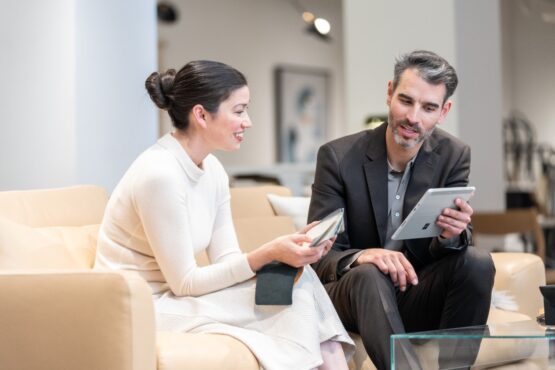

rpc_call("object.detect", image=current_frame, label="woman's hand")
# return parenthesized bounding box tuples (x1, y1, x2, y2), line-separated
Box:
(299, 221, 336, 257)
(247, 234, 333, 272)
(266, 233, 326, 268)
(247, 222, 337, 272)
(298, 220, 320, 234)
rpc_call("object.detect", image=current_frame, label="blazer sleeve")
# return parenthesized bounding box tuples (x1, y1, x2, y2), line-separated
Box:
(309, 144, 363, 282)
(428, 144, 474, 259)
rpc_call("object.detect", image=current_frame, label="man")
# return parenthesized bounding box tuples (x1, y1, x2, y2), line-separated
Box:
(308, 50, 495, 370)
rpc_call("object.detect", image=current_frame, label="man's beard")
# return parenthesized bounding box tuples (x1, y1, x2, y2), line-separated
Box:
(391, 119, 435, 149)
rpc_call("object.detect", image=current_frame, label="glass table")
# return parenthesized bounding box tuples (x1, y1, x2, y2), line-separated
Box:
(391, 320, 555, 369)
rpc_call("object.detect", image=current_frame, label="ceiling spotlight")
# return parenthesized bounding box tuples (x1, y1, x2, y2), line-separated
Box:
(289, 0, 332, 41)
(305, 17, 331, 41)
(313, 18, 331, 35)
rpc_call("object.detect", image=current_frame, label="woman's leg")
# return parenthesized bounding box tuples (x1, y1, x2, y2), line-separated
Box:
(318, 340, 348, 370)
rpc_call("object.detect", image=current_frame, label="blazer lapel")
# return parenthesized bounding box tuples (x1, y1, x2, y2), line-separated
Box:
(363, 124, 388, 246)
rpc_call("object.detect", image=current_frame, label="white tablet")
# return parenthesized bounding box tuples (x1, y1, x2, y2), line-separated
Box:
(391, 186, 475, 241)
(305, 208, 345, 247)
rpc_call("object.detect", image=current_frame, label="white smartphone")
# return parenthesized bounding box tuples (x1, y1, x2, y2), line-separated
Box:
(306, 208, 345, 247)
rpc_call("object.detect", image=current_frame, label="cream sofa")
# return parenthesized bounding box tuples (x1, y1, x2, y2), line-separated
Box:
(0, 185, 546, 370)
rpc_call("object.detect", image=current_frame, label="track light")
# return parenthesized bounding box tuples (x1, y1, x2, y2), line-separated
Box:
(290, 0, 332, 41)
(313, 18, 330, 35)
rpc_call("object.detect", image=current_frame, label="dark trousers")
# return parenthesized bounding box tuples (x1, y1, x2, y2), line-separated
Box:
(324, 247, 495, 370)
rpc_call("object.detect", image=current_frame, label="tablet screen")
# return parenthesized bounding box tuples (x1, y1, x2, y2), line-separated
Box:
(391, 186, 475, 241)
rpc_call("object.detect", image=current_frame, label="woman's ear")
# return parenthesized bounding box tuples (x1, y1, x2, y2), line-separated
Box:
(191, 104, 208, 129)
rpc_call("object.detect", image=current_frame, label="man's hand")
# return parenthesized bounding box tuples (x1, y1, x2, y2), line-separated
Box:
(355, 249, 418, 291)
(436, 198, 473, 239)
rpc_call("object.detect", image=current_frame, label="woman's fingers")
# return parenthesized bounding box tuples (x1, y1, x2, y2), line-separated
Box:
(298, 221, 320, 234)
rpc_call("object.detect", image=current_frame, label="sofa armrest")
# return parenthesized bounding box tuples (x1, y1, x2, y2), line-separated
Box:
(491, 252, 546, 319)
(0, 270, 156, 370)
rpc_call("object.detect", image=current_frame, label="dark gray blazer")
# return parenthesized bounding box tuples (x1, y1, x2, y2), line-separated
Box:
(308, 123, 472, 284)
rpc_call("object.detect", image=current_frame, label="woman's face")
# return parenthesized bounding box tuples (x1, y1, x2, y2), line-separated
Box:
(204, 85, 252, 152)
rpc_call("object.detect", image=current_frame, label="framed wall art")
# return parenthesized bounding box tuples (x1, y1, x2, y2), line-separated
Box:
(275, 66, 329, 163)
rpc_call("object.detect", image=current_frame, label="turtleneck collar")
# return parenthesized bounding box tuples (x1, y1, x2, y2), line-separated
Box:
(157, 133, 205, 183)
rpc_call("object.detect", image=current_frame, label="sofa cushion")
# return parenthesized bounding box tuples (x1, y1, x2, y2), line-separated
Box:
(266, 193, 310, 230)
(157, 331, 259, 370)
(492, 252, 545, 319)
(234, 216, 296, 253)
(37, 224, 100, 268)
(0, 217, 99, 269)
(0, 185, 107, 227)
(230, 186, 291, 219)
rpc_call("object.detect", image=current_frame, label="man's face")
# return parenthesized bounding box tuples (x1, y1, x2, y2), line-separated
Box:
(386, 68, 451, 149)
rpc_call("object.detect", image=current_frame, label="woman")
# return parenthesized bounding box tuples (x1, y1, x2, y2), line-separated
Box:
(94, 60, 354, 370)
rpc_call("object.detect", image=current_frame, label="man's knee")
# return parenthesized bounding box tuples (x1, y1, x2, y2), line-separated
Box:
(346, 263, 393, 296)
(457, 247, 496, 292)
(464, 247, 495, 277)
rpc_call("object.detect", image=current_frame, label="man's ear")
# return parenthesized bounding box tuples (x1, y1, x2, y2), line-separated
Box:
(437, 100, 452, 125)
(386, 80, 393, 106)
(191, 104, 208, 128)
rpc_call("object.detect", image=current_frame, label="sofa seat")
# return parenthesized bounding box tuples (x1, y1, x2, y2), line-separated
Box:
(157, 332, 258, 370)
(0, 185, 547, 370)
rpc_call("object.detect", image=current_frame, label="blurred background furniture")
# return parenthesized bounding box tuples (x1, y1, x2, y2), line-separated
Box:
(0, 185, 547, 370)
(503, 112, 555, 275)
(472, 208, 555, 284)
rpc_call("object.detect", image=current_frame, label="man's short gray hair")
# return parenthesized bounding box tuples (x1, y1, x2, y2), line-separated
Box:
(392, 50, 458, 103)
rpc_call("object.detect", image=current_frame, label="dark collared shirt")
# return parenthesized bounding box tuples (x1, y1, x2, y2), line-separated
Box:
(384, 157, 416, 250)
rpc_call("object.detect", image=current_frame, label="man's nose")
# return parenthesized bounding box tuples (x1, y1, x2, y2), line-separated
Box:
(405, 106, 420, 124)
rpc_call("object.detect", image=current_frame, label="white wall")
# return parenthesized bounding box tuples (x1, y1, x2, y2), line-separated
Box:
(505, 0, 555, 143)
(343, 0, 458, 136)
(0, 0, 76, 190)
(157, 0, 344, 167)
(75, 0, 158, 191)
(0, 0, 158, 191)
(343, 0, 505, 211)
(454, 0, 505, 211)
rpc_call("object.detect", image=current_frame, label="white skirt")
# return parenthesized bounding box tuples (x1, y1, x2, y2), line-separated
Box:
(154, 265, 355, 370)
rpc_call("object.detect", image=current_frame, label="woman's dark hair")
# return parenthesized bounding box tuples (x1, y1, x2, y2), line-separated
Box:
(145, 60, 247, 130)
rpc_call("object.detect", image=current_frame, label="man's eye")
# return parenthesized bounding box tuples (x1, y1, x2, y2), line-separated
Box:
(424, 106, 437, 112)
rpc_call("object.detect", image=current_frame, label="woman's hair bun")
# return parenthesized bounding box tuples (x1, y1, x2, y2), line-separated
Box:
(145, 69, 177, 110)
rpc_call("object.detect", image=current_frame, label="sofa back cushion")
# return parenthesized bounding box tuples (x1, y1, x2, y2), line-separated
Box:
(0, 185, 108, 270)
(0, 185, 108, 227)
(230, 185, 291, 219)
(266, 193, 310, 230)
(234, 216, 296, 253)
(0, 218, 100, 269)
